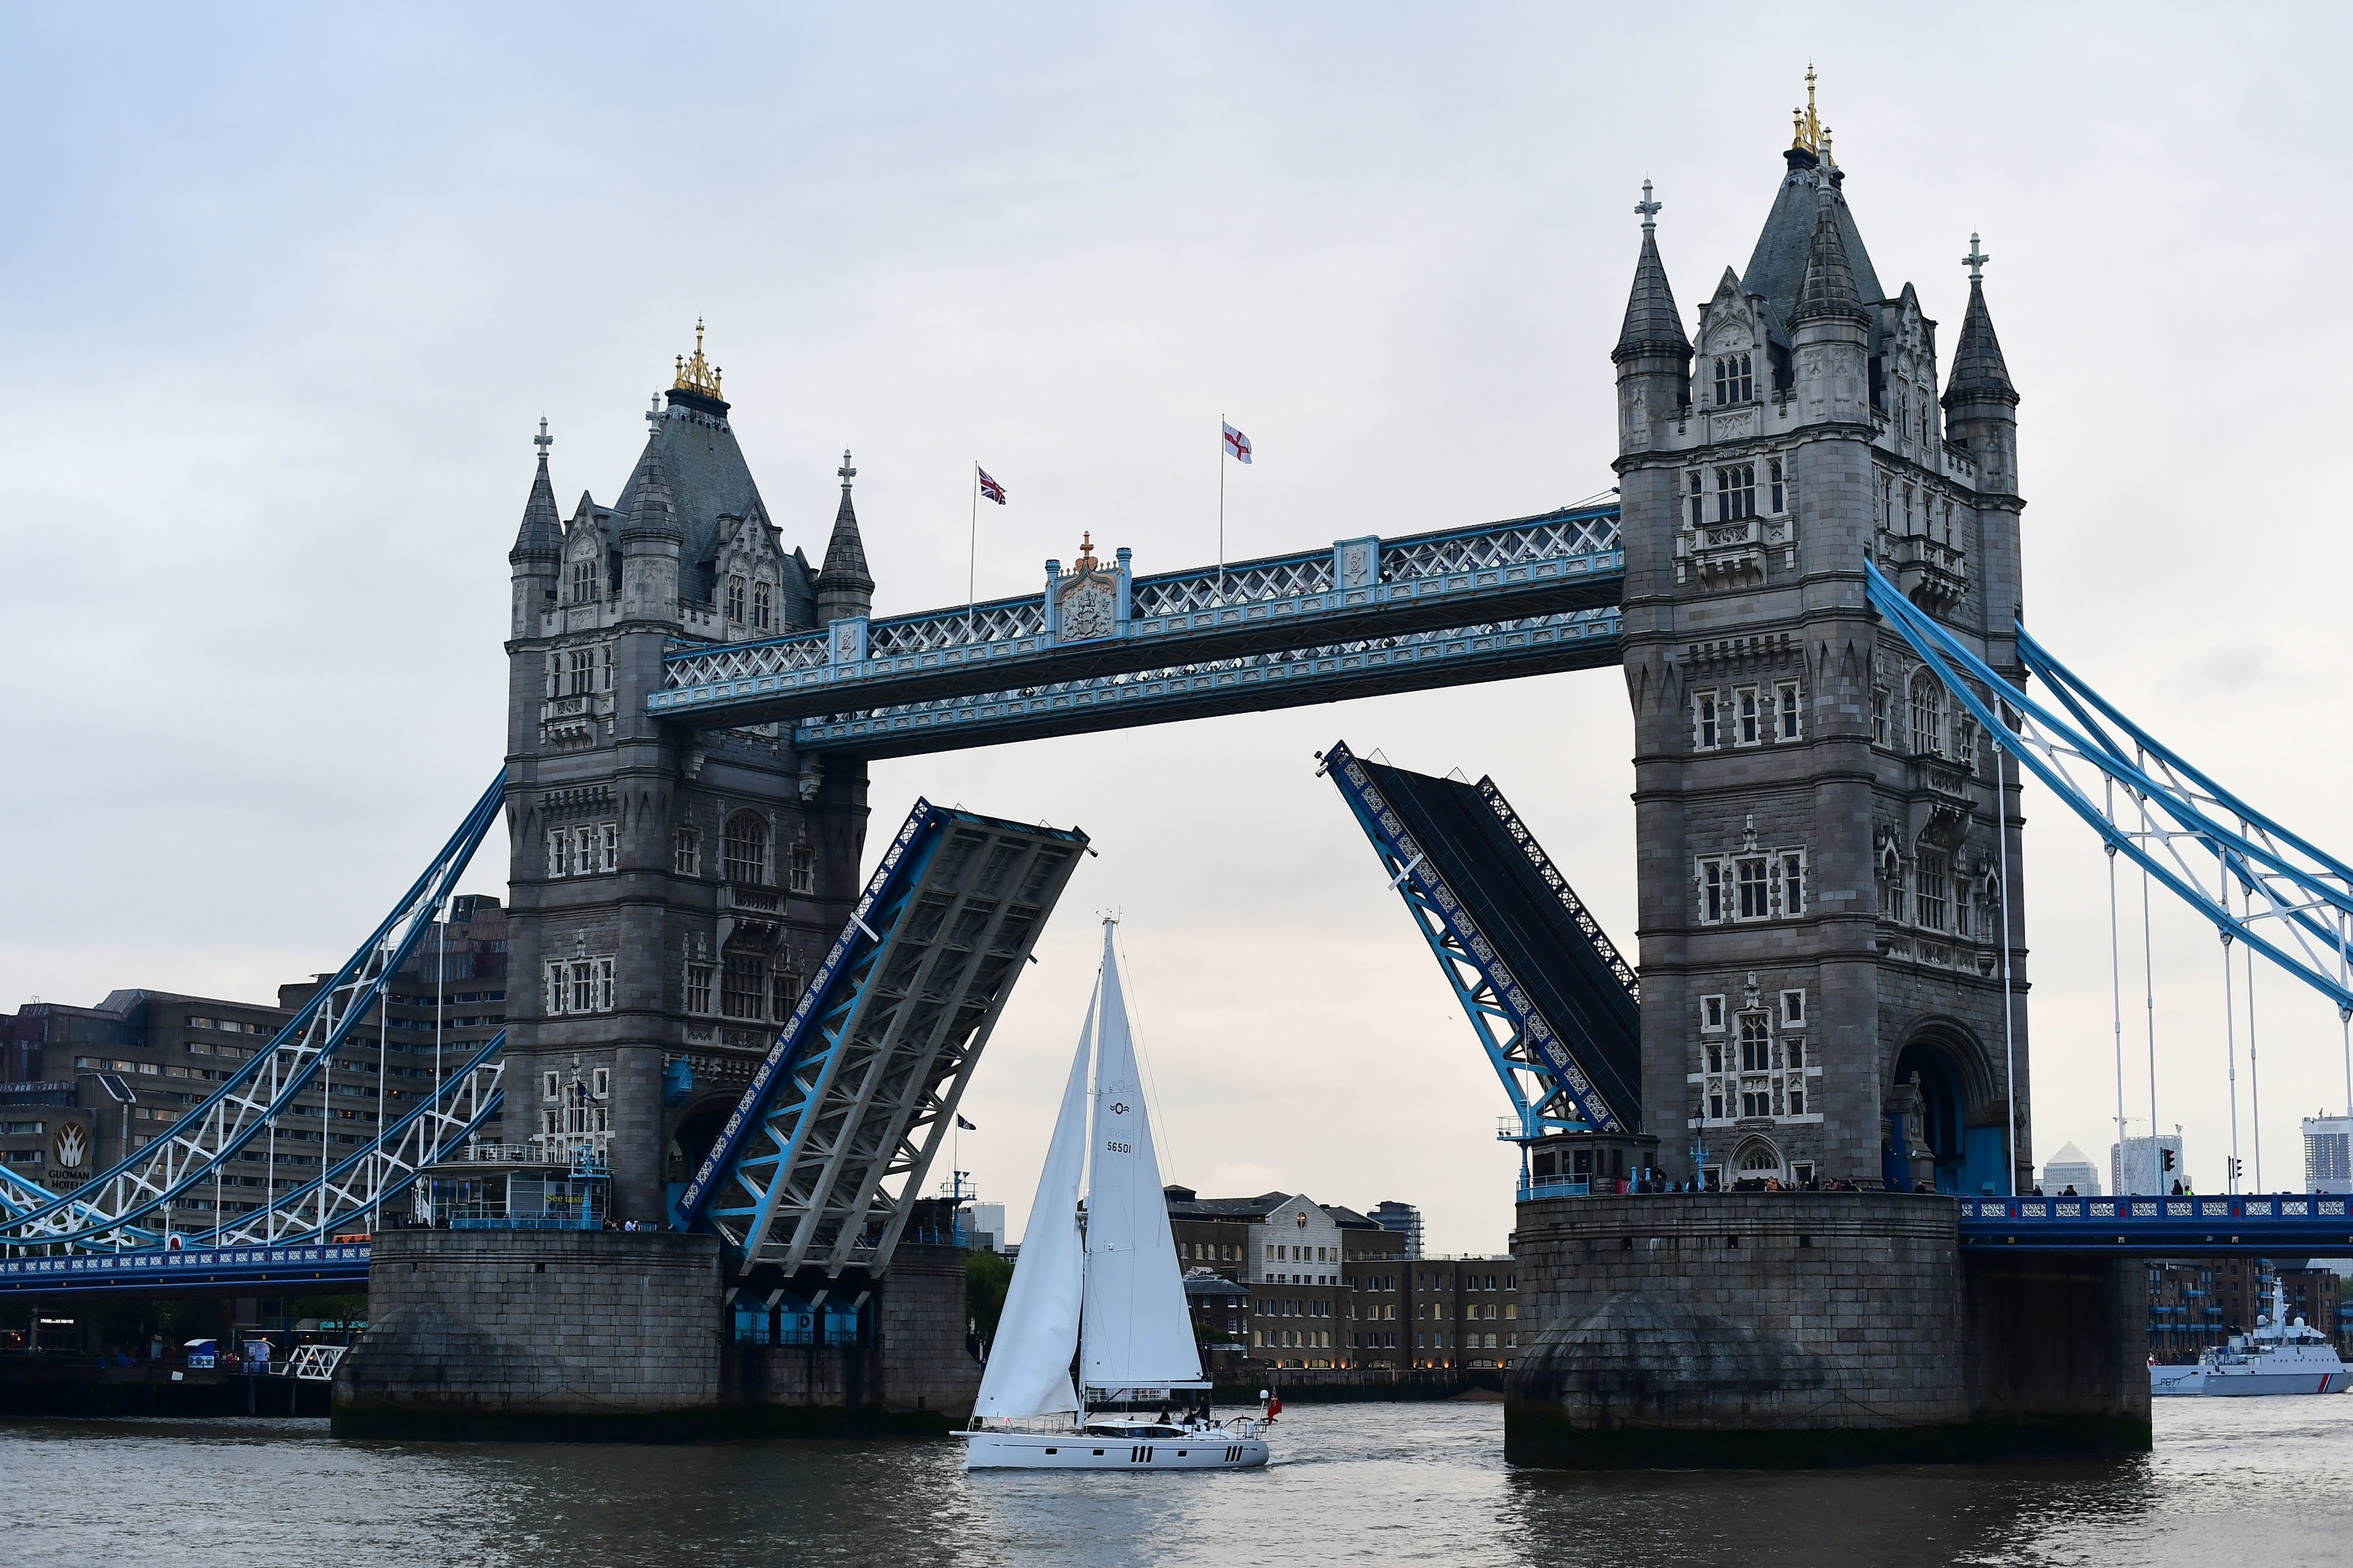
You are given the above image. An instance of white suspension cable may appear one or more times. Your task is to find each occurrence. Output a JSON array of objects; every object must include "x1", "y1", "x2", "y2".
[
  {"x1": 2106, "y1": 779, "x2": 2128, "y2": 1190},
  {"x1": 2222, "y1": 862, "x2": 2240, "y2": 1194},
  {"x1": 2246, "y1": 909, "x2": 2262, "y2": 1192},
  {"x1": 1996, "y1": 735, "x2": 2019, "y2": 1197}
]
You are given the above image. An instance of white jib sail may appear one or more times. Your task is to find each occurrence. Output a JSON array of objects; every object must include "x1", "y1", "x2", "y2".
[
  {"x1": 1080, "y1": 920, "x2": 1203, "y2": 1393},
  {"x1": 972, "y1": 981, "x2": 1097, "y2": 1419}
]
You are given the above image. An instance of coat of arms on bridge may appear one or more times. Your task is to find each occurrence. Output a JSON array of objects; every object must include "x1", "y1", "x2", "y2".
[{"x1": 1055, "y1": 532, "x2": 1117, "y2": 642}]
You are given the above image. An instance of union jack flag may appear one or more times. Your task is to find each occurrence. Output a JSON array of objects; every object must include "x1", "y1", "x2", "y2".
[{"x1": 977, "y1": 467, "x2": 1006, "y2": 504}]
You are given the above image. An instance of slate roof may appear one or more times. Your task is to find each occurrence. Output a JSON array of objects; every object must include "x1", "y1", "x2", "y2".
[
  {"x1": 1613, "y1": 222, "x2": 1690, "y2": 364},
  {"x1": 820, "y1": 481, "x2": 873, "y2": 593},
  {"x1": 1789, "y1": 176, "x2": 1875, "y2": 331},
  {"x1": 1742, "y1": 156, "x2": 1886, "y2": 349},
  {"x1": 1944, "y1": 279, "x2": 2017, "y2": 404},
  {"x1": 510, "y1": 453, "x2": 562, "y2": 563}
]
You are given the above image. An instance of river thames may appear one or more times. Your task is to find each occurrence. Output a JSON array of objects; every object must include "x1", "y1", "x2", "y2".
[{"x1": 6, "y1": 1397, "x2": 2348, "y2": 1567}]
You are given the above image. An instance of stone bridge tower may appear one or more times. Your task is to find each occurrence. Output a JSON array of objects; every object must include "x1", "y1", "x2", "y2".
[
  {"x1": 1612, "y1": 101, "x2": 2028, "y2": 1194},
  {"x1": 502, "y1": 329, "x2": 877, "y2": 1221}
]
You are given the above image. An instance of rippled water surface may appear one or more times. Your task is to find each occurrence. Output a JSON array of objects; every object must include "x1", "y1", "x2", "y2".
[{"x1": 7, "y1": 1397, "x2": 2351, "y2": 1567}]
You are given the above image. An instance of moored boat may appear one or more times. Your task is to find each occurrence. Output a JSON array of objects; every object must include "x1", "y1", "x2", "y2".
[{"x1": 2150, "y1": 1278, "x2": 2350, "y2": 1396}]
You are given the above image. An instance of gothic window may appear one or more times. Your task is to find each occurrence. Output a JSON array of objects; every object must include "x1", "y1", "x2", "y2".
[
  {"x1": 1915, "y1": 851, "x2": 1950, "y2": 931},
  {"x1": 595, "y1": 958, "x2": 614, "y2": 1012},
  {"x1": 674, "y1": 825, "x2": 701, "y2": 878},
  {"x1": 1687, "y1": 472, "x2": 1704, "y2": 528},
  {"x1": 571, "y1": 559, "x2": 596, "y2": 604},
  {"x1": 789, "y1": 841, "x2": 815, "y2": 895},
  {"x1": 545, "y1": 829, "x2": 565, "y2": 880},
  {"x1": 1880, "y1": 845, "x2": 1907, "y2": 921},
  {"x1": 1956, "y1": 717, "x2": 1979, "y2": 773},
  {"x1": 1872, "y1": 687, "x2": 1890, "y2": 747},
  {"x1": 1955, "y1": 880, "x2": 1974, "y2": 938},
  {"x1": 598, "y1": 643, "x2": 612, "y2": 690},
  {"x1": 721, "y1": 954, "x2": 765, "y2": 1020},
  {"x1": 1694, "y1": 693, "x2": 1720, "y2": 750},
  {"x1": 725, "y1": 577, "x2": 747, "y2": 623},
  {"x1": 1737, "y1": 687, "x2": 1761, "y2": 745},
  {"x1": 1776, "y1": 682, "x2": 1802, "y2": 741},
  {"x1": 566, "y1": 649, "x2": 594, "y2": 696},
  {"x1": 1701, "y1": 861, "x2": 1726, "y2": 923},
  {"x1": 771, "y1": 968, "x2": 803, "y2": 1021},
  {"x1": 1739, "y1": 1016, "x2": 1771, "y2": 1073},
  {"x1": 752, "y1": 583, "x2": 772, "y2": 631},
  {"x1": 568, "y1": 962, "x2": 594, "y2": 1014},
  {"x1": 570, "y1": 826, "x2": 594, "y2": 876},
  {"x1": 1701, "y1": 995, "x2": 1726, "y2": 1032},
  {"x1": 599, "y1": 823, "x2": 618, "y2": 874},
  {"x1": 541, "y1": 1071, "x2": 560, "y2": 1102},
  {"x1": 1714, "y1": 353, "x2": 1753, "y2": 406},
  {"x1": 1716, "y1": 465, "x2": 1756, "y2": 522},
  {"x1": 684, "y1": 962, "x2": 714, "y2": 1016},
  {"x1": 1737, "y1": 858, "x2": 1770, "y2": 919},
  {"x1": 723, "y1": 813, "x2": 770, "y2": 885},
  {"x1": 1768, "y1": 457, "x2": 1786, "y2": 513},
  {"x1": 1909, "y1": 671, "x2": 1946, "y2": 756},
  {"x1": 1780, "y1": 989, "x2": 1806, "y2": 1029},
  {"x1": 1780, "y1": 851, "x2": 1806, "y2": 915},
  {"x1": 543, "y1": 964, "x2": 563, "y2": 1015}
]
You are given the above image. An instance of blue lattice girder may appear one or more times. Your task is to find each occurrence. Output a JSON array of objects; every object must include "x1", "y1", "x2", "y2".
[
  {"x1": 0, "y1": 773, "x2": 509, "y2": 1248},
  {"x1": 678, "y1": 801, "x2": 1088, "y2": 1275},
  {"x1": 1324, "y1": 741, "x2": 1630, "y2": 1136},
  {"x1": 650, "y1": 506, "x2": 1624, "y2": 733},
  {"x1": 789, "y1": 608, "x2": 1621, "y2": 759},
  {"x1": 1866, "y1": 561, "x2": 2353, "y2": 1014}
]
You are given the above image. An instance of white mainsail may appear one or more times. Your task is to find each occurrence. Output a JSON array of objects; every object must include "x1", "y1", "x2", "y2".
[
  {"x1": 1080, "y1": 920, "x2": 1203, "y2": 1393},
  {"x1": 971, "y1": 982, "x2": 1096, "y2": 1419}
]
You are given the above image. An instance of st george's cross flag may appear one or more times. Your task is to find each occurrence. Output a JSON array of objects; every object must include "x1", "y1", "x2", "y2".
[
  {"x1": 1222, "y1": 423, "x2": 1252, "y2": 464},
  {"x1": 977, "y1": 467, "x2": 1007, "y2": 504}
]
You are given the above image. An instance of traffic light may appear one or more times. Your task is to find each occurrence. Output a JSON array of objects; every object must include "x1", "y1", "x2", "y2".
[
  {"x1": 2227, "y1": 1155, "x2": 2242, "y2": 1182},
  {"x1": 2161, "y1": 1148, "x2": 2176, "y2": 1173}
]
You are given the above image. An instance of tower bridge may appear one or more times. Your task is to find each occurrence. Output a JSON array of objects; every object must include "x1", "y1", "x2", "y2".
[{"x1": 10, "y1": 93, "x2": 2353, "y2": 1458}]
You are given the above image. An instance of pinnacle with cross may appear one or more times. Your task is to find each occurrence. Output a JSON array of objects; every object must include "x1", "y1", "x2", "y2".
[
  {"x1": 838, "y1": 450, "x2": 856, "y2": 488},
  {"x1": 646, "y1": 394, "x2": 662, "y2": 434},
  {"x1": 1963, "y1": 233, "x2": 1989, "y2": 282},
  {"x1": 1634, "y1": 179, "x2": 1662, "y2": 230},
  {"x1": 533, "y1": 417, "x2": 553, "y2": 463}
]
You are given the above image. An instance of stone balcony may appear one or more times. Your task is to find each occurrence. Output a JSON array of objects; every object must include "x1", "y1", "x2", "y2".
[
  {"x1": 538, "y1": 693, "x2": 612, "y2": 749},
  {"x1": 1889, "y1": 534, "x2": 1969, "y2": 617}
]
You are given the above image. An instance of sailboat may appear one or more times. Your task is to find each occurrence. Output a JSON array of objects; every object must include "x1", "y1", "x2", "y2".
[{"x1": 961, "y1": 918, "x2": 1271, "y2": 1471}]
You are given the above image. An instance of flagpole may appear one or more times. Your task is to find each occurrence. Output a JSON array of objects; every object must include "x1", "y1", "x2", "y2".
[
  {"x1": 1218, "y1": 416, "x2": 1226, "y2": 605},
  {"x1": 968, "y1": 462, "x2": 979, "y2": 645}
]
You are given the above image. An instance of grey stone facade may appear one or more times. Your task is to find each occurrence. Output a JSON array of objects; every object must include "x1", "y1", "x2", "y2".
[
  {"x1": 1507, "y1": 1192, "x2": 2147, "y2": 1464},
  {"x1": 502, "y1": 351, "x2": 879, "y2": 1223},
  {"x1": 1614, "y1": 137, "x2": 2029, "y2": 1192}
]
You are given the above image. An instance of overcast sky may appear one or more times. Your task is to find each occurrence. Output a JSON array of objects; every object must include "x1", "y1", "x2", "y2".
[{"x1": 5, "y1": 5, "x2": 2350, "y2": 1249}]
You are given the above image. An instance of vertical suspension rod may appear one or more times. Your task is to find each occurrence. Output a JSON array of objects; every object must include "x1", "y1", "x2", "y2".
[
  {"x1": 2106, "y1": 777, "x2": 2128, "y2": 1191},
  {"x1": 2221, "y1": 859, "x2": 2240, "y2": 1194},
  {"x1": 1996, "y1": 735, "x2": 2020, "y2": 1197}
]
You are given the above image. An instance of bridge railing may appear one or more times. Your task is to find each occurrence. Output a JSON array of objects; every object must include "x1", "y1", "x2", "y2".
[{"x1": 650, "y1": 506, "x2": 1623, "y2": 726}]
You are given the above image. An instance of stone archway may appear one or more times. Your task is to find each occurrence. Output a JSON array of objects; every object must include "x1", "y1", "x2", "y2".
[
  {"x1": 666, "y1": 1095, "x2": 736, "y2": 1189},
  {"x1": 1731, "y1": 1135, "x2": 1784, "y2": 1186},
  {"x1": 1890, "y1": 1017, "x2": 2001, "y2": 1195}
]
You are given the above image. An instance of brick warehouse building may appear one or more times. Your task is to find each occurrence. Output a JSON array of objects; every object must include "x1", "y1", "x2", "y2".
[{"x1": 1164, "y1": 1187, "x2": 1519, "y2": 1370}]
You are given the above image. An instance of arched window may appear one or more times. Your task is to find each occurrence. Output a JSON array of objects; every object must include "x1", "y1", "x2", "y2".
[
  {"x1": 1909, "y1": 670, "x2": 1944, "y2": 757},
  {"x1": 1713, "y1": 352, "x2": 1753, "y2": 407},
  {"x1": 725, "y1": 577, "x2": 747, "y2": 623},
  {"x1": 722, "y1": 812, "x2": 769, "y2": 885},
  {"x1": 752, "y1": 583, "x2": 772, "y2": 631},
  {"x1": 571, "y1": 558, "x2": 597, "y2": 604}
]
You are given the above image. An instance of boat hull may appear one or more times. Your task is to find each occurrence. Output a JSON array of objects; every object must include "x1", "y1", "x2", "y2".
[
  {"x1": 959, "y1": 1429, "x2": 1269, "y2": 1470},
  {"x1": 2151, "y1": 1366, "x2": 2351, "y2": 1396}
]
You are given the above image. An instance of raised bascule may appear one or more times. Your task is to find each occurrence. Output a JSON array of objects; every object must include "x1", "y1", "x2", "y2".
[{"x1": 10, "y1": 83, "x2": 2353, "y2": 1458}]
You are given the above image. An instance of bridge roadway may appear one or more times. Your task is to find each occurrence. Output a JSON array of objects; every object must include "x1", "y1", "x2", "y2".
[
  {"x1": 649, "y1": 504, "x2": 1624, "y2": 755},
  {"x1": 0, "y1": 1240, "x2": 371, "y2": 1295}
]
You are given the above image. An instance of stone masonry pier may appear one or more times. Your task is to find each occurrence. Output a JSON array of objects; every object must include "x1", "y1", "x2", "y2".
[
  {"x1": 1506, "y1": 1192, "x2": 2148, "y2": 1467},
  {"x1": 334, "y1": 1231, "x2": 976, "y2": 1440}
]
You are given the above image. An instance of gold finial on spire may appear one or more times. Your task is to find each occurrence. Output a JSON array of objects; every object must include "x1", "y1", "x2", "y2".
[
  {"x1": 673, "y1": 317, "x2": 724, "y2": 399},
  {"x1": 1791, "y1": 63, "x2": 1831, "y2": 163},
  {"x1": 1074, "y1": 531, "x2": 1099, "y2": 572}
]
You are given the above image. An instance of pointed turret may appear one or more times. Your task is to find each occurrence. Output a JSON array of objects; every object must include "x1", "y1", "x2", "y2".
[
  {"x1": 1945, "y1": 278, "x2": 2016, "y2": 405},
  {"x1": 510, "y1": 418, "x2": 563, "y2": 566},
  {"x1": 815, "y1": 449, "x2": 875, "y2": 623},
  {"x1": 619, "y1": 433, "x2": 682, "y2": 617},
  {"x1": 1789, "y1": 178, "x2": 1872, "y2": 329},
  {"x1": 1943, "y1": 235, "x2": 2020, "y2": 497},
  {"x1": 1613, "y1": 182, "x2": 1691, "y2": 366}
]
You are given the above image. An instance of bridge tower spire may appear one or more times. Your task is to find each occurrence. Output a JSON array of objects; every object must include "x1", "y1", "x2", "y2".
[{"x1": 1613, "y1": 96, "x2": 2032, "y2": 1194}]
